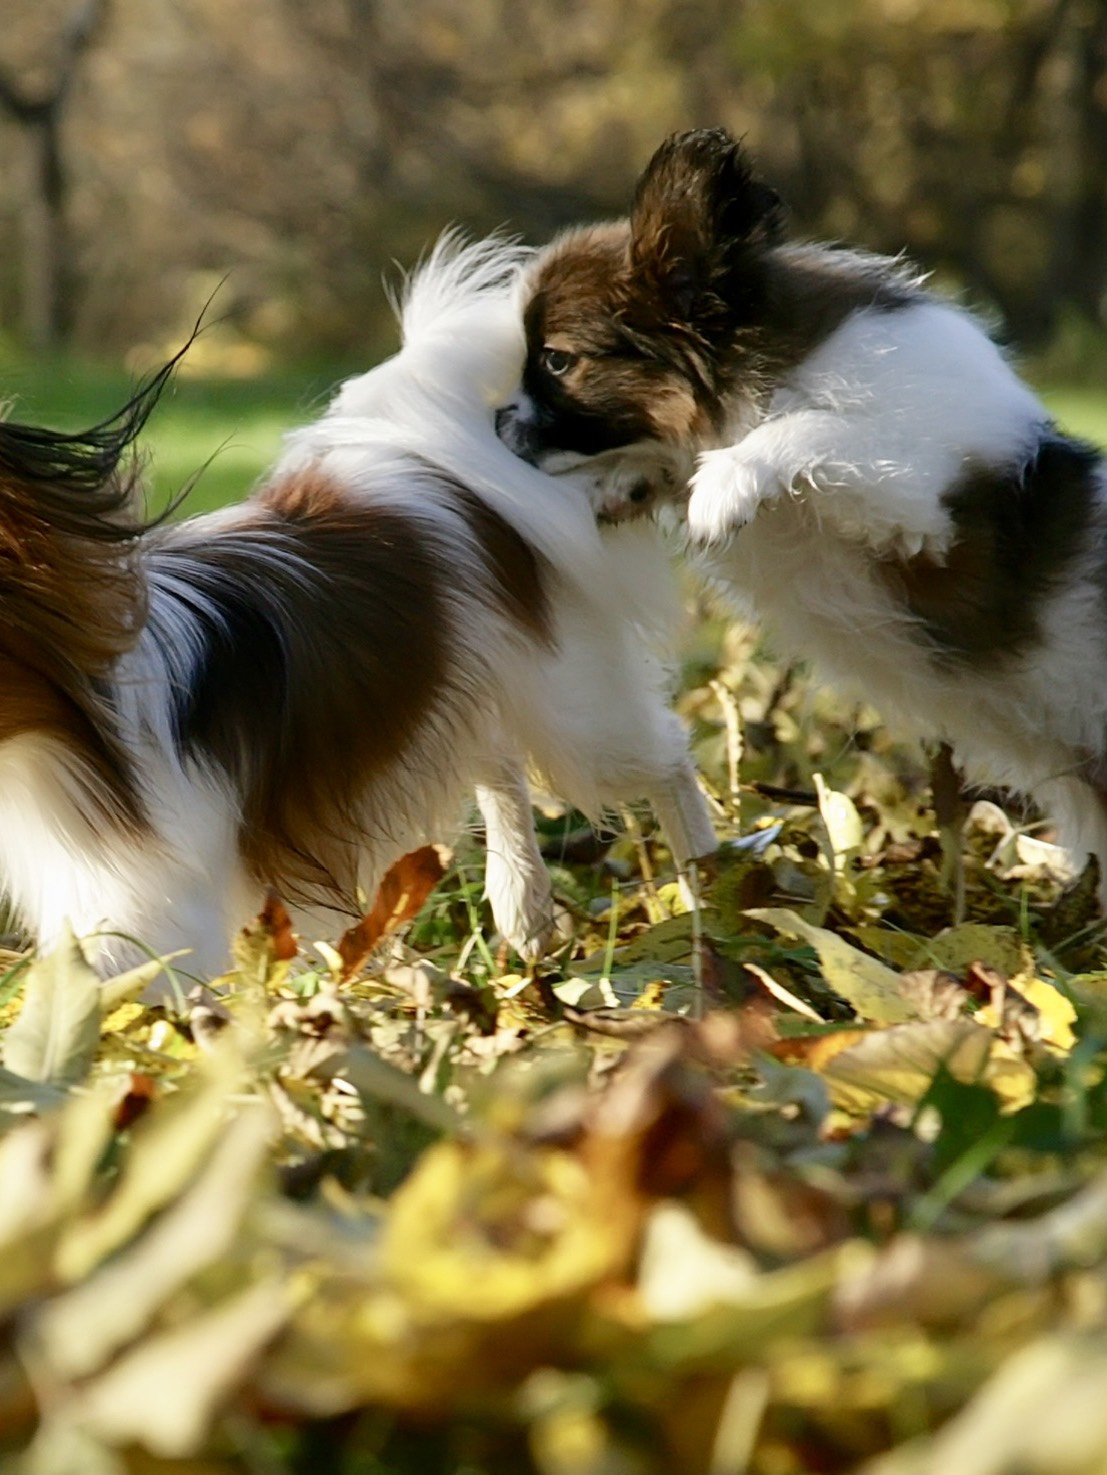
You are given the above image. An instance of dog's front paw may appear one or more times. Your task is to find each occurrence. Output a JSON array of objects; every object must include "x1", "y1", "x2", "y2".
[
  {"x1": 687, "y1": 449, "x2": 776, "y2": 545},
  {"x1": 485, "y1": 851, "x2": 565, "y2": 963}
]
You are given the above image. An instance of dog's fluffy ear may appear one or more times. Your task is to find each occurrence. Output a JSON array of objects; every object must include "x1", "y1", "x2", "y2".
[{"x1": 628, "y1": 129, "x2": 784, "y2": 322}]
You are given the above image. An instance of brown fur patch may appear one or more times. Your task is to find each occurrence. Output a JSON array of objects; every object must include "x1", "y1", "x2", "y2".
[
  {"x1": 175, "y1": 465, "x2": 452, "y2": 905},
  {"x1": 448, "y1": 481, "x2": 553, "y2": 643},
  {"x1": 0, "y1": 648, "x2": 143, "y2": 836},
  {"x1": 879, "y1": 438, "x2": 1100, "y2": 664},
  {"x1": 880, "y1": 539, "x2": 995, "y2": 658},
  {"x1": 0, "y1": 454, "x2": 148, "y2": 830}
]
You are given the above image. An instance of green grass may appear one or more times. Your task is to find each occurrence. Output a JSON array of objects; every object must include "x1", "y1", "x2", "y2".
[
  {"x1": 0, "y1": 352, "x2": 346, "y2": 516},
  {"x1": 1037, "y1": 384, "x2": 1107, "y2": 447}
]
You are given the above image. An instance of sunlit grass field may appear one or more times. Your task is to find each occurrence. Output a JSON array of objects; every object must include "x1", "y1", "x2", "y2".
[
  {"x1": 0, "y1": 354, "x2": 340, "y2": 515},
  {"x1": 3, "y1": 346, "x2": 1107, "y2": 519}
]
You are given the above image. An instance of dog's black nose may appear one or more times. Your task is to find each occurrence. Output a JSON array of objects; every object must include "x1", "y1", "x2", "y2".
[{"x1": 495, "y1": 405, "x2": 541, "y2": 465}]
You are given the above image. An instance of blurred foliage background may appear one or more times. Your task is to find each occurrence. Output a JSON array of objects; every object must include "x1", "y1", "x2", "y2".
[{"x1": 2, "y1": 0, "x2": 1107, "y2": 380}]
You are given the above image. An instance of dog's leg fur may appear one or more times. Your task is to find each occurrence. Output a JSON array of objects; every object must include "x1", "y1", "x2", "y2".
[
  {"x1": 475, "y1": 760, "x2": 557, "y2": 962},
  {"x1": 647, "y1": 759, "x2": 718, "y2": 872},
  {"x1": 688, "y1": 407, "x2": 952, "y2": 555}
]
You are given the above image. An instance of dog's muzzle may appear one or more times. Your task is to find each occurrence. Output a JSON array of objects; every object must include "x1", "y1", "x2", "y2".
[{"x1": 494, "y1": 403, "x2": 544, "y2": 465}]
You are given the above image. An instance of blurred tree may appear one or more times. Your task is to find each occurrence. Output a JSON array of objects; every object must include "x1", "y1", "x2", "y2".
[
  {"x1": 0, "y1": 0, "x2": 108, "y2": 350},
  {"x1": 0, "y1": 0, "x2": 1105, "y2": 361},
  {"x1": 733, "y1": 0, "x2": 1107, "y2": 345}
]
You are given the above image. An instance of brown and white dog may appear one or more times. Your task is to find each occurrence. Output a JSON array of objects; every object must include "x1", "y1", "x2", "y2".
[
  {"x1": 0, "y1": 236, "x2": 715, "y2": 982},
  {"x1": 497, "y1": 128, "x2": 1107, "y2": 893}
]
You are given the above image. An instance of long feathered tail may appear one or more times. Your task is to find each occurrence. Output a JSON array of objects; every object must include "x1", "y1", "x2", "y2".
[{"x1": 0, "y1": 352, "x2": 184, "y2": 542}]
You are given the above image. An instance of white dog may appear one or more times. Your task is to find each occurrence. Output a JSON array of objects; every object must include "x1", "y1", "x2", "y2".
[
  {"x1": 0, "y1": 235, "x2": 715, "y2": 981},
  {"x1": 497, "y1": 128, "x2": 1107, "y2": 893}
]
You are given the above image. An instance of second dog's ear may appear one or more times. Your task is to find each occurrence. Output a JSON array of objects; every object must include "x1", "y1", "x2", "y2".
[{"x1": 629, "y1": 129, "x2": 783, "y2": 322}]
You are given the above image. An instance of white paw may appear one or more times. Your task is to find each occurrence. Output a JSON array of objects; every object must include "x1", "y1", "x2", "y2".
[
  {"x1": 687, "y1": 449, "x2": 778, "y2": 545},
  {"x1": 485, "y1": 854, "x2": 558, "y2": 962}
]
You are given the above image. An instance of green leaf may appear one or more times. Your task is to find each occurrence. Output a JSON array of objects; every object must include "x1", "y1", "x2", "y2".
[
  {"x1": 576, "y1": 914, "x2": 697, "y2": 974},
  {"x1": 922, "y1": 1067, "x2": 1005, "y2": 1174},
  {"x1": 3, "y1": 928, "x2": 101, "y2": 1086},
  {"x1": 908, "y1": 923, "x2": 1032, "y2": 981}
]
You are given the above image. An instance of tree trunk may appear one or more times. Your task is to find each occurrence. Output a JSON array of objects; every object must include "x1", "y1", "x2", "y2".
[{"x1": 0, "y1": 0, "x2": 107, "y2": 351}]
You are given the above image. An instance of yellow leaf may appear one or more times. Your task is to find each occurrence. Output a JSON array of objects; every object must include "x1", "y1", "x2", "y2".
[
  {"x1": 656, "y1": 880, "x2": 690, "y2": 916},
  {"x1": 820, "y1": 1020, "x2": 1037, "y2": 1115},
  {"x1": 381, "y1": 1138, "x2": 623, "y2": 1322},
  {"x1": 814, "y1": 773, "x2": 863, "y2": 875},
  {"x1": 1004, "y1": 975, "x2": 1076, "y2": 1051},
  {"x1": 748, "y1": 908, "x2": 913, "y2": 1024}
]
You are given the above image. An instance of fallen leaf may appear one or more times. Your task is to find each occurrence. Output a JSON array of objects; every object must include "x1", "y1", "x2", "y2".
[
  {"x1": 338, "y1": 845, "x2": 450, "y2": 978},
  {"x1": 3, "y1": 928, "x2": 101, "y2": 1087},
  {"x1": 814, "y1": 773, "x2": 863, "y2": 879},
  {"x1": 859, "y1": 1336, "x2": 1107, "y2": 1475},
  {"x1": 56, "y1": 1058, "x2": 243, "y2": 1281},
  {"x1": 743, "y1": 961, "x2": 824, "y2": 1021},
  {"x1": 29, "y1": 1103, "x2": 272, "y2": 1381},
  {"x1": 909, "y1": 923, "x2": 1031, "y2": 983},
  {"x1": 747, "y1": 908, "x2": 914, "y2": 1024},
  {"x1": 69, "y1": 1278, "x2": 291, "y2": 1457},
  {"x1": 819, "y1": 1019, "x2": 1037, "y2": 1115}
]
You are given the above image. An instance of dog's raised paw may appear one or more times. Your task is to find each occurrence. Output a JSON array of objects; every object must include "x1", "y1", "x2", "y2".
[{"x1": 687, "y1": 449, "x2": 776, "y2": 545}]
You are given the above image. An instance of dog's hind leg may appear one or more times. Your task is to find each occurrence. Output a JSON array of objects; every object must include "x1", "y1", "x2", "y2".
[{"x1": 475, "y1": 760, "x2": 557, "y2": 963}]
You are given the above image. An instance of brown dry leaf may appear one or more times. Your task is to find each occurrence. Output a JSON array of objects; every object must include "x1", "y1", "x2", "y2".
[
  {"x1": 258, "y1": 890, "x2": 298, "y2": 962},
  {"x1": 111, "y1": 1072, "x2": 158, "y2": 1133},
  {"x1": 338, "y1": 844, "x2": 450, "y2": 979},
  {"x1": 576, "y1": 1023, "x2": 739, "y2": 1243}
]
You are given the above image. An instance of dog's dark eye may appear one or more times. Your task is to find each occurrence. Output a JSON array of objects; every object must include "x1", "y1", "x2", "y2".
[{"x1": 541, "y1": 346, "x2": 578, "y2": 377}]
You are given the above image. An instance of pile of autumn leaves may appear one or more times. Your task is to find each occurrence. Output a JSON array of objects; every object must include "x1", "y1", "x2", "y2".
[{"x1": 3, "y1": 701, "x2": 1107, "y2": 1472}]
